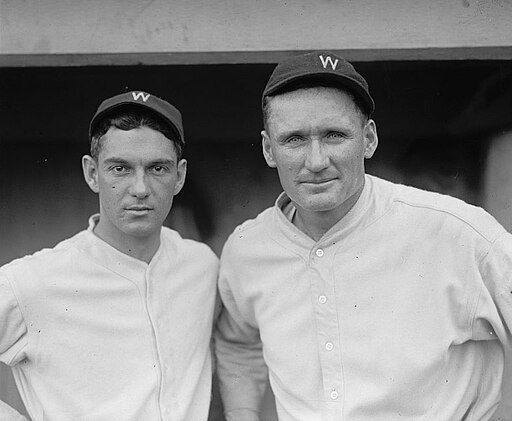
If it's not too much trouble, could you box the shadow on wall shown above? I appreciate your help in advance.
[393,137,485,205]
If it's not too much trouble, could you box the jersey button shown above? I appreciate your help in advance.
[315,249,324,257]
[318,295,327,304]
[325,342,334,351]
[330,390,339,400]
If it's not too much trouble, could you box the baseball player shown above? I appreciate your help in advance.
[215,52,512,420]
[0,91,219,420]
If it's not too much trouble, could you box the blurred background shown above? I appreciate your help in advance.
[1,1,512,420]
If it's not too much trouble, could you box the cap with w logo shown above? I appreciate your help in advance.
[89,91,184,143]
[263,51,374,116]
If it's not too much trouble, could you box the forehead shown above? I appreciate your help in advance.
[266,87,362,131]
[269,86,357,110]
[99,126,177,161]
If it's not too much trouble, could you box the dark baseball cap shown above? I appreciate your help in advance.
[263,51,375,116]
[89,91,184,143]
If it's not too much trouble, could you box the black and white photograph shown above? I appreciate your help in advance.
[1,1,512,420]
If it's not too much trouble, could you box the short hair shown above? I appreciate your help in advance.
[262,78,370,132]
[89,105,184,161]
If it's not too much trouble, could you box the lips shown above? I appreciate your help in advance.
[125,205,153,211]
[301,178,335,184]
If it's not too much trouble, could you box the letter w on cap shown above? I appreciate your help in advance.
[131,91,150,102]
[319,55,339,70]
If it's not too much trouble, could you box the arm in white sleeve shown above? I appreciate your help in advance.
[214,284,268,421]
[0,402,28,421]
[476,232,512,421]
[474,232,512,347]
[0,273,29,421]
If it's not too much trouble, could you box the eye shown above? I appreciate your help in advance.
[326,132,345,140]
[111,165,128,174]
[283,136,303,145]
[150,165,169,175]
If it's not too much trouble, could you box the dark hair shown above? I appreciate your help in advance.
[262,78,370,131]
[89,105,184,161]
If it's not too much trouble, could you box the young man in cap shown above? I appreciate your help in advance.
[215,52,512,420]
[0,91,219,420]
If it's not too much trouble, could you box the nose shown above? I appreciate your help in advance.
[305,140,329,172]
[129,170,150,199]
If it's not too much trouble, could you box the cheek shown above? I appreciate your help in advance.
[103,181,121,194]
[276,163,298,185]
[156,179,179,200]
[336,145,366,170]
[98,179,124,204]
[274,151,302,172]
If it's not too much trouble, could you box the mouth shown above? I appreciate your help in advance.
[301,178,336,185]
[125,206,153,212]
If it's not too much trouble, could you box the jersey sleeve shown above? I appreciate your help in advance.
[472,232,512,347]
[0,401,28,421]
[0,272,28,366]
[214,253,268,420]
[474,232,512,421]
[0,272,29,420]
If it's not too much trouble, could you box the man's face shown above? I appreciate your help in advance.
[262,87,378,219]
[83,126,186,245]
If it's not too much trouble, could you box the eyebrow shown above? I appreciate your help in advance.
[275,126,345,140]
[274,128,304,141]
[148,159,175,166]
[102,157,175,166]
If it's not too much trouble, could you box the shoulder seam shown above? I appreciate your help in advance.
[229,213,270,239]
[478,231,510,267]
[393,198,502,243]
[1,234,83,270]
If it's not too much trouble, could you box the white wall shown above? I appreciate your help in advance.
[1,0,512,66]
[485,131,512,232]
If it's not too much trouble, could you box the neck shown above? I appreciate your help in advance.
[293,210,338,242]
[292,187,364,242]
[93,225,161,264]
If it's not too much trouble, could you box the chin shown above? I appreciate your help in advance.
[298,201,339,213]
[309,204,342,213]
[122,223,160,239]
[296,193,344,213]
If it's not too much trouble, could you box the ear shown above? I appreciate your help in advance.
[173,159,187,196]
[363,119,378,159]
[261,130,277,168]
[82,155,99,193]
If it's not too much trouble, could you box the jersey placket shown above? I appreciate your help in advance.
[140,265,166,421]
[308,243,344,414]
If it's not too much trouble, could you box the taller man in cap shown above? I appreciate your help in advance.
[0,91,218,420]
[215,52,512,420]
